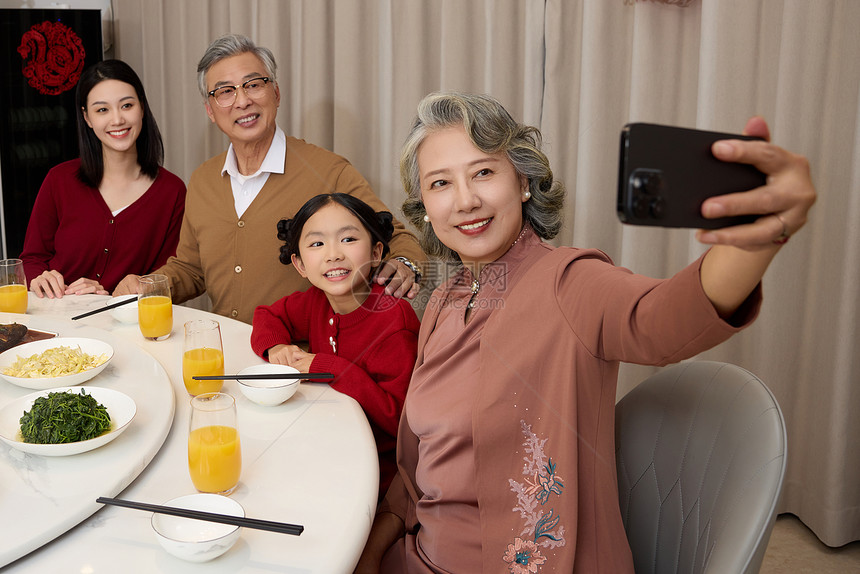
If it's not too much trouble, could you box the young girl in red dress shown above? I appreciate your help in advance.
[251,193,420,498]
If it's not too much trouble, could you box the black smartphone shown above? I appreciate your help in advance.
[617,123,766,229]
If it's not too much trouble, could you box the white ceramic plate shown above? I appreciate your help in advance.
[0,386,136,456]
[0,337,114,390]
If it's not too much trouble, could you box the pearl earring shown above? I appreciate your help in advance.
[523,191,531,200]
[423,214,430,223]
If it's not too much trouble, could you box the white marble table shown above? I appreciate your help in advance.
[0,293,379,573]
[0,312,174,567]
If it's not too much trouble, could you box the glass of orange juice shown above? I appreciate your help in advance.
[183,319,225,396]
[188,392,241,495]
[138,274,172,340]
[0,259,28,314]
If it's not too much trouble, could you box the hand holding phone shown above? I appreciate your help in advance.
[617,123,766,229]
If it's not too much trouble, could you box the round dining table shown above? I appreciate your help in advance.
[0,293,379,573]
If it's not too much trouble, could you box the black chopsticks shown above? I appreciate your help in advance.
[96,497,304,536]
[192,373,334,380]
[71,297,136,320]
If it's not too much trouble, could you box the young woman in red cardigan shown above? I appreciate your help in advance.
[250,193,420,499]
[20,60,186,297]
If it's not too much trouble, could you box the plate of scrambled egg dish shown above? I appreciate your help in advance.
[0,338,114,390]
[0,386,135,456]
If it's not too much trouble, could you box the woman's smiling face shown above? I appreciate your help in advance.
[82,79,144,156]
[418,125,528,267]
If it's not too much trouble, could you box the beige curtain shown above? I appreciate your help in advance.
[112,0,860,547]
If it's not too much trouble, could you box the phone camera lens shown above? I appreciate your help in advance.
[650,197,665,219]
[643,175,661,195]
[627,170,663,221]
[633,196,649,218]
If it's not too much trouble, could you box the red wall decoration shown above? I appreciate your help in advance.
[17,20,86,96]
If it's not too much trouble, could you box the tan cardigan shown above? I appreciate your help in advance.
[381,232,761,573]
[157,136,424,324]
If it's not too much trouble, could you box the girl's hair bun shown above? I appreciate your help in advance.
[277,218,296,264]
[377,211,395,244]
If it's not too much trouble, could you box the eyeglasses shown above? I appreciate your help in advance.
[207,77,271,108]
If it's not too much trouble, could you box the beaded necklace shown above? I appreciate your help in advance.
[466,226,529,310]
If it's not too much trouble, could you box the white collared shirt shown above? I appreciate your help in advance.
[221,126,287,217]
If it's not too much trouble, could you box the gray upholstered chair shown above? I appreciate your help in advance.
[615,361,786,574]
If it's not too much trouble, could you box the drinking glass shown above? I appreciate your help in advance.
[0,259,28,314]
[138,274,172,340]
[182,319,225,396]
[188,392,241,495]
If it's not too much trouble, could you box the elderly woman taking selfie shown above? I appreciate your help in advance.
[356,92,815,573]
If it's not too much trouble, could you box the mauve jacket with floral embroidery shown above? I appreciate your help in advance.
[379,231,762,573]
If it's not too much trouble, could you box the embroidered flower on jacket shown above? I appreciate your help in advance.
[503,538,547,574]
[526,458,564,505]
[503,420,567,570]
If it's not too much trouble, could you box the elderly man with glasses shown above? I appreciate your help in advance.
[115,34,425,323]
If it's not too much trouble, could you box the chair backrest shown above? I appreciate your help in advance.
[615,361,786,574]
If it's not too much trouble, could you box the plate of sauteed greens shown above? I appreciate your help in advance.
[0,386,136,456]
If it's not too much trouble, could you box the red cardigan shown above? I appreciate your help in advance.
[20,159,186,292]
[251,282,420,494]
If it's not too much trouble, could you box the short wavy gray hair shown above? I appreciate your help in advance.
[197,34,278,99]
[401,92,565,262]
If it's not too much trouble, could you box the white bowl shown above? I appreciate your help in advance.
[106,294,138,323]
[236,364,302,406]
[0,337,114,390]
[152,494,243,563]
[0,386,136,456]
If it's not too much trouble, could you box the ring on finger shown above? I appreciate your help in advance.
[773,214,790,245]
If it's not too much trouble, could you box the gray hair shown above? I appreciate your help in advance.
[196,34,278,99]
[401,92,565,263]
